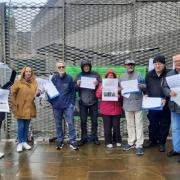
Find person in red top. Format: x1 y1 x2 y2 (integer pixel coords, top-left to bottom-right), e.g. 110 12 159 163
96 69 124 148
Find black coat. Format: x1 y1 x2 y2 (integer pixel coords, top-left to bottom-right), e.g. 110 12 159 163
145 68 169 98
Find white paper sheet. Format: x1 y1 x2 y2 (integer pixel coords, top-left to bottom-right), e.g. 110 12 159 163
142 97 162 110
0 89 10 112
122 93 130 98
148 58 154 72
44 81 59 99
0 63 11 70
36 78 49 91
80 76 96 89
171 87 180 106
121 79 139 95
166 74 180 88
102 79 118 101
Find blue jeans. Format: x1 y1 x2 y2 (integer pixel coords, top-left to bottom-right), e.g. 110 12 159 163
17 119 30 144
53 105 75 144
171 112 180 152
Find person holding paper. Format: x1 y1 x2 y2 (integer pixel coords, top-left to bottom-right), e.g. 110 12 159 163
163 54 180 160
75 58 101 145
48 61 78 150
96 69 123 148
119 59 146 156
144 54 171 152
11 67 39 152
0 68 17 158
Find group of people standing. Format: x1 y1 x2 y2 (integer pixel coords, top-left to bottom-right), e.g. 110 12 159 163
1 54 180 162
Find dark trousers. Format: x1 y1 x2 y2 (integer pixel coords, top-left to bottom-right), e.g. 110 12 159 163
103 115 121 145
147 106 171 145
79 103 98 140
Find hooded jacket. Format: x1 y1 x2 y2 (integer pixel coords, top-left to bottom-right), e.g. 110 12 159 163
75 60 101 106
11 67 38 119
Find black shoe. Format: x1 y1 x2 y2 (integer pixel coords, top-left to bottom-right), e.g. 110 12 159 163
159 144 166 152
167 149 180 157
94 139 100 145
78 139 88 146
70 142 79 150
143 141 157 148
56 141 64 149
178 159 180 163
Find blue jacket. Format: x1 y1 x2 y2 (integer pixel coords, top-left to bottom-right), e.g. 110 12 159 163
49 73 76 109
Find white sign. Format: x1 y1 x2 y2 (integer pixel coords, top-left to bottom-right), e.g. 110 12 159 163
142 97 163 110
0 63 11 70
148 58 154 72
102 79 118 101
121 79 139 95
44 81 59 99
171 87 180 106
166 74 180 89
80 76 96 89
0 89 10 112
36 78 49 91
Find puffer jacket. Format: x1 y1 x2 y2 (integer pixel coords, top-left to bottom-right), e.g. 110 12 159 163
96 83 123 115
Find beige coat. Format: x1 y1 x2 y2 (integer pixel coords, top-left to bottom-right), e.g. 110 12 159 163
11 67 38 119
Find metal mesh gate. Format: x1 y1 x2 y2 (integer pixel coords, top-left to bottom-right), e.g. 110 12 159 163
0 0 180 140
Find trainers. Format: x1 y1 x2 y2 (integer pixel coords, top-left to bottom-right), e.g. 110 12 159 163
143 141 157 148
167 149 180 157
136 147 144 156
69 142 79 150
78 139 88 146
0 152 4 158
106 144 113 148
17 143 23 152
56 141 64 149
22 142 31 150
123 144 135 151
94 138 100 145
178 159 180 163
116 143 122 147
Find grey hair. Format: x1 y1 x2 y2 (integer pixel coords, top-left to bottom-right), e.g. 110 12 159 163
56 61 66 67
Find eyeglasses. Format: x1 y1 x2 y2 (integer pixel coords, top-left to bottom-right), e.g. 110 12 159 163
174 60 180 63
58 66 65 69
126 63 135 66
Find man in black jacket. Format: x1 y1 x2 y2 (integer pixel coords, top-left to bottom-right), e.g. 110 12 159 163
75 58 101 145
144 55 171 152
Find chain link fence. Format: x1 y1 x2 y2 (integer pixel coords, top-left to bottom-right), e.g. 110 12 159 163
0 0 180 141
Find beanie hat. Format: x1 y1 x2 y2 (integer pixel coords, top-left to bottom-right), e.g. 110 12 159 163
105 68 117 78
153 55 166 64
